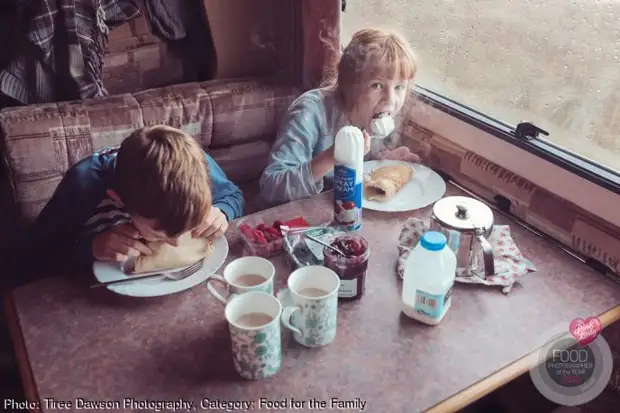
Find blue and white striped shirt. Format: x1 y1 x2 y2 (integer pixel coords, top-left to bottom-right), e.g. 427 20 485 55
80 197 131 236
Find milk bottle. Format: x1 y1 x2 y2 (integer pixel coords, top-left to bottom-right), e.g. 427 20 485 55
333 126 364 231
401 231 457 325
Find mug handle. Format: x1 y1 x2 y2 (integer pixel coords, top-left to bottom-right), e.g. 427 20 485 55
205 274 230 305
281 306 303 336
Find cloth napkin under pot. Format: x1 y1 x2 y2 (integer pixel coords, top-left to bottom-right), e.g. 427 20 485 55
396 218 537 294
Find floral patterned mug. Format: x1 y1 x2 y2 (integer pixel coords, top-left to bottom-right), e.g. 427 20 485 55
225 291 282 380
206 256 275 305
281 265 340 347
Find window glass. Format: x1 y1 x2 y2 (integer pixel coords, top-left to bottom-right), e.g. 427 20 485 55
341 1 620 172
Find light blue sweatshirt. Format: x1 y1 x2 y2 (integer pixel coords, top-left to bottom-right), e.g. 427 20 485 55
258 87 401 208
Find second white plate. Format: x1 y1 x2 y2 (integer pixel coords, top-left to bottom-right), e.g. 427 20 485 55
362 160 446 212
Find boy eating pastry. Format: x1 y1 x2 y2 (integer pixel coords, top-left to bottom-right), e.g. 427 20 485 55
16 125 244 278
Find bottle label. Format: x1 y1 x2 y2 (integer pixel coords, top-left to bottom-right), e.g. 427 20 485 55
338 278 358 298
413 288 452 320
333 165 362 231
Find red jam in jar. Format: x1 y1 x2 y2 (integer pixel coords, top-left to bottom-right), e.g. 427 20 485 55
323 234 370 300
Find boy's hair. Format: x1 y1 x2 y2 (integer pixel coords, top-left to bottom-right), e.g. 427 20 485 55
112 125 212 237
325 28 418 108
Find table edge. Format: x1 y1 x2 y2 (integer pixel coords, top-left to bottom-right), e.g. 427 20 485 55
4 293 42 413
425 305 620 413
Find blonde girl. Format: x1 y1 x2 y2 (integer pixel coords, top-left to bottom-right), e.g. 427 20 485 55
258 28 420 208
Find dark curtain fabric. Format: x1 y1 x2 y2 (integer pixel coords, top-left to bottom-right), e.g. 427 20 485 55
143 0 187 40
169 0 216 82
0 0 140 106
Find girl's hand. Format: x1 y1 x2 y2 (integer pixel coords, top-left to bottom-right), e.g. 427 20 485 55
376 146 420 163
362 130 372 155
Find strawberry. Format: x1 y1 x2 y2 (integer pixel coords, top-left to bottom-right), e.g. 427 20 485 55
349 239 365 256
265 227 280 238
342 201 355 210
332 237 365 257
272 220 283 229
256 223 266 231
254 231 267 244
284 217 310 228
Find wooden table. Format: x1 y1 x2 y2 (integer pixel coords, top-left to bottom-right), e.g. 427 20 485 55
5 185 620 413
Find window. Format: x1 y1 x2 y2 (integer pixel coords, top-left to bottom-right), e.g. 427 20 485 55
341 1 620 176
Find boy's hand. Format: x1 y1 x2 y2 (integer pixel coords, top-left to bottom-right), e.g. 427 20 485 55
92 223 152 262
192 207 229 240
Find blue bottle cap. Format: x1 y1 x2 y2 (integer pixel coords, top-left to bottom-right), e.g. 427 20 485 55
420 231 447 251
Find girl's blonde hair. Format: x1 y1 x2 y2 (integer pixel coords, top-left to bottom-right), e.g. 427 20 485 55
324 28 418 108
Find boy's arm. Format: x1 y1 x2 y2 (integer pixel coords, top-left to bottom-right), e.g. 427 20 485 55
15 156 107 275
204 154 245 221
258 96 324 206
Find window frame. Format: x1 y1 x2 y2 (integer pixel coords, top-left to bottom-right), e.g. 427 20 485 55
413 85 620 196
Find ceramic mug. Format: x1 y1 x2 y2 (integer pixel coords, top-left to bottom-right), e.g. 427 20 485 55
206 257 275 305
225 291 282 380
281 265 340 347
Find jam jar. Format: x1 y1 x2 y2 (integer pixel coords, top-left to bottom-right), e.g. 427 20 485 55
323 234 370 300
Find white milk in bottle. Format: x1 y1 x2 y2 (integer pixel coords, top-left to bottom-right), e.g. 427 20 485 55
401 231 457 325
333 126 365 231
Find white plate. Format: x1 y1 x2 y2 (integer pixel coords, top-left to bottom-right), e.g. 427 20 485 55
363 160 446 212
92 236 229 297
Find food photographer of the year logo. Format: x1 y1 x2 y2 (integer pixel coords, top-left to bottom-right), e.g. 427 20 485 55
529 317 613 406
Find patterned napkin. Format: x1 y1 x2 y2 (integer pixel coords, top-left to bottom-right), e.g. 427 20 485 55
396 218 537 294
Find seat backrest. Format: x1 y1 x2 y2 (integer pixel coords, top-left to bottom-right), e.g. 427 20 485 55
0 77 299 225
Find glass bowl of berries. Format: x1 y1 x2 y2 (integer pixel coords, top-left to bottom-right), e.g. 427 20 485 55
323 234 370 300
236 216 310 258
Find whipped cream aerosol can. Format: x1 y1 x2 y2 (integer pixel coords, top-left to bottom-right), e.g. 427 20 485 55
333 126 364 231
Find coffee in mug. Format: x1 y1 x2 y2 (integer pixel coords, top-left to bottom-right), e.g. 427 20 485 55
235 312 274 328
233 273 266 287
206 257 275 305
297 287 329 298
225 291 282 380
281 265 340 347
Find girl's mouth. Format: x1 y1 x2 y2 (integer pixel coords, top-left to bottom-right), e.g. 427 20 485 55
372 111 391 119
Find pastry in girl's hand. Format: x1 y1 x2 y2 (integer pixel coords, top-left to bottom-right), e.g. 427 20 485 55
131 232 214 274
364 164 414 202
